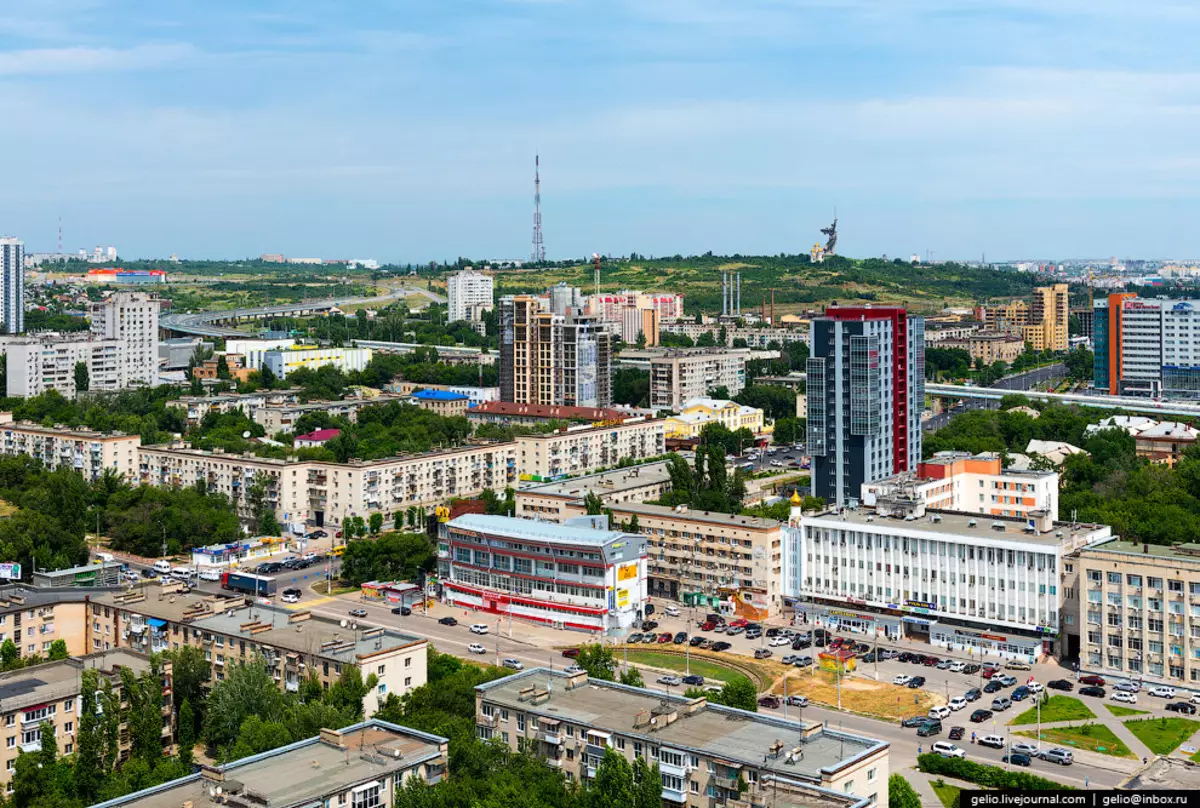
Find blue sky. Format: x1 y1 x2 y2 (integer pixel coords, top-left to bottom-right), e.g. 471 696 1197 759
3 0 1199 261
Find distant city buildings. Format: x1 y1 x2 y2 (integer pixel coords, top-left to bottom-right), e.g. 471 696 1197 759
447 268 495 324
0 237 24 334
85 268 166 284
938 330 1024 366
977 284 1069 352
498 295 613 408
660 319 807 348
584 289 680 345
806 306 924 506
1093 292 1200 398
664 396 765 439
262 345 373 378
514 418 665 481
649 348 749 410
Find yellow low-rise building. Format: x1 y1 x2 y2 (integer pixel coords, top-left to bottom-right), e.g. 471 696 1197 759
664 396 765 438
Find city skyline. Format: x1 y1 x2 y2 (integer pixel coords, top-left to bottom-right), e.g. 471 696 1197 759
1 2 1197 260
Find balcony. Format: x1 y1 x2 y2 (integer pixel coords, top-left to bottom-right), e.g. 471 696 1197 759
542 731 563 745
19 740 41 754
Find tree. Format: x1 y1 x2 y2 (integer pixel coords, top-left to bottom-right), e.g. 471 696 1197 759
340 531 433 586
178 698 195 766
203 661 289 749
584 491 605 515
1 639 17 667
613 368 650 407
618 667 644 688
48 639 68 660
216 355 232 380
635 330 646 349
247 472 281 535
586 747 637 808
259 363 277 390
715 677 758 711
74 361 90 393
575 644 616 681
74 667 105 802
773 416 801 444
888 774 922 808
164 646 211 731
369 512 383 535
633 757 664 808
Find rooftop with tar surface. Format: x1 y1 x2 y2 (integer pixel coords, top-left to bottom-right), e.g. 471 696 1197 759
92 721 448 808
448 513 631 546
518 460 672 499
477 669 885 785
804 507 1111 548
0 649 152 715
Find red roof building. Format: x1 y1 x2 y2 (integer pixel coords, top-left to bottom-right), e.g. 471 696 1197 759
294 428 341 448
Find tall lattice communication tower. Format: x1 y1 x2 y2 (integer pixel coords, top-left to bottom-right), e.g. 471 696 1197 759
531 154 545 263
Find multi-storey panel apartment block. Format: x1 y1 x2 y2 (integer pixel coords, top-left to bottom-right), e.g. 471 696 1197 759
514 419 665 482
0 418 140 481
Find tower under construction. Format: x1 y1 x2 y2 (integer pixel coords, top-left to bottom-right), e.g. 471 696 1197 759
531 155 545 264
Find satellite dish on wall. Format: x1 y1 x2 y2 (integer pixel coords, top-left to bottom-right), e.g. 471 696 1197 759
243 430 252 439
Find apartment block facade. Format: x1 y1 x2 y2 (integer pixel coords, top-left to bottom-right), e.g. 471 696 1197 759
6 336 123 398
89 291 161 388
806 307 924 507
0 238 23 335
514 419 665 481
0 419 141 481
514 461 673 522
91 590 428 715
136 441 519 527
649 349 750 410
447 268 495 323
565 502 784 619
1093 293 1200 398
476 669 888 808
498 295 613 408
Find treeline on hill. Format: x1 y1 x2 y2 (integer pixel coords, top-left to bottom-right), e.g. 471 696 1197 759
265 305 498 351
927 395 1200 545
491 253 1049 312
0 454 241 564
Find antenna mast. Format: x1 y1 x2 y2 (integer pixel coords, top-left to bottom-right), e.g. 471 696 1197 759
531 155 545 263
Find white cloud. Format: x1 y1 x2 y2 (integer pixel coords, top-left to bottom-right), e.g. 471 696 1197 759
0 43 194 76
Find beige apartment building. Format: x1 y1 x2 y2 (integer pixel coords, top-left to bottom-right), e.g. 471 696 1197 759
101 720 449 808
0 587 91 659
563 502 784 618
0 419 140 481
1074 539 1200 689
649 349 750 410
1027 283 1070 352
0 649 173 791
252 396 406 434
476 669 889 808
171 389 302 426
136 440 519 528
940 331 1025 367
515 419 665 482
514 461 673 522
90 588 428 716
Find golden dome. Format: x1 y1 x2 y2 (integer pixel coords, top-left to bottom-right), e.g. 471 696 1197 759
790 491 803 505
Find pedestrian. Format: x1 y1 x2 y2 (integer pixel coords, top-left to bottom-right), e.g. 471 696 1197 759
971 732 976 744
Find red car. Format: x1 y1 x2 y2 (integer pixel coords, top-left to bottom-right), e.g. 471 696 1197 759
981 668 998 679
924 657 940 667
729 618 749 628
700 621 717 631
658 632 673 643
829 638 844 648
1080 675 1106 686
561 648 581 659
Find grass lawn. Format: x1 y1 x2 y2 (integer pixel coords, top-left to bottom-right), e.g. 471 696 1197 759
772 670 938 720
310 581 358 596
1009 696 1095 725
619 650 752 686
931 782 961 808
1015 724 1135 759
1124 717 1200 755
1106 704 1150 717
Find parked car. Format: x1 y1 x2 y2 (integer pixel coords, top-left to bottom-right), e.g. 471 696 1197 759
757 696 781 709
997 675 1018 687
983 681 1002 694
1028 681 1044 694
1080 675 1106 686
439 617 458 626
564 664 584 675
502 658 524 670
769 636 791 647
658 632 673 643
948 662 965 673
663 606 681 617
991 697 1012 711
1115 681 1141 693
1047 679 1074 692
1167 702 1198 715
936 660 953 670
786 695 809 707
928 706 951 720
963 664 981 675
710 642 732 652
931 741 965 759
1040 748 1073 766
1012 686 1030 702
1003 753 1032 767
700 621 717 631
948 726 965 741
792 638 812 650
627 633 644 643
281 592 300 604
1011 742 1041 756
467 643 486 654
782 655 798 665
641 620 659 631
1005 660 1032 671
689 636 706 647
901 716 928 728
726 626 746 636
793 656 813 667
964 688 982 702
754 648 774 659
978 734 1005 749
893 675 912 686
948 697 967 712
642 634 658 644
561 647 581 658
1079 686 1106 698
969 709 993 723
1149 686 1177 698
1112 691 1138 704
656 675 683 686
673 632 688 644
908 676 926 689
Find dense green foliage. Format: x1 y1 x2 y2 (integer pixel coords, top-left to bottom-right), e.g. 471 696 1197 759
656 449 747 514
732 384 796 420
613 368 650 407
917 753 1074 790
888 774 922 808
24 309 90 332
682 677 758 712
0 388 187 445
340 531 435 586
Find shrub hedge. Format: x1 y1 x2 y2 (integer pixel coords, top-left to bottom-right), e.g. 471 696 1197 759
916 754 1076 790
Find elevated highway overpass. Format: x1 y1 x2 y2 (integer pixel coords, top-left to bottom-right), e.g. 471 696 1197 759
926 383 1200 419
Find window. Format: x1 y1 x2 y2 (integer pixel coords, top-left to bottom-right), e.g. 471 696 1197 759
868 768 877 783
404 677 412 687
405 658 412 668
351 784 382 808
377 665 385 675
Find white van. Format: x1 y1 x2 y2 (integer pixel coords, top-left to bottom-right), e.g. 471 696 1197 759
172 566 195 578
198 569 221 582
153 560 171 574
96 552 114 563
663 606 680 618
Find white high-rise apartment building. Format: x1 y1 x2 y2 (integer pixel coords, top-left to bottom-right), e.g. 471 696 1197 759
447 269 494 323
6 337 123 397
0 238 24 334
90 291 160 387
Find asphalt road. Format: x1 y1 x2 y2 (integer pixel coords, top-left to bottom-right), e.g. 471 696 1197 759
923 363 1067 432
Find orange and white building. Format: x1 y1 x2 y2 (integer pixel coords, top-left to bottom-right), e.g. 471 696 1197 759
860 451 1058 521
